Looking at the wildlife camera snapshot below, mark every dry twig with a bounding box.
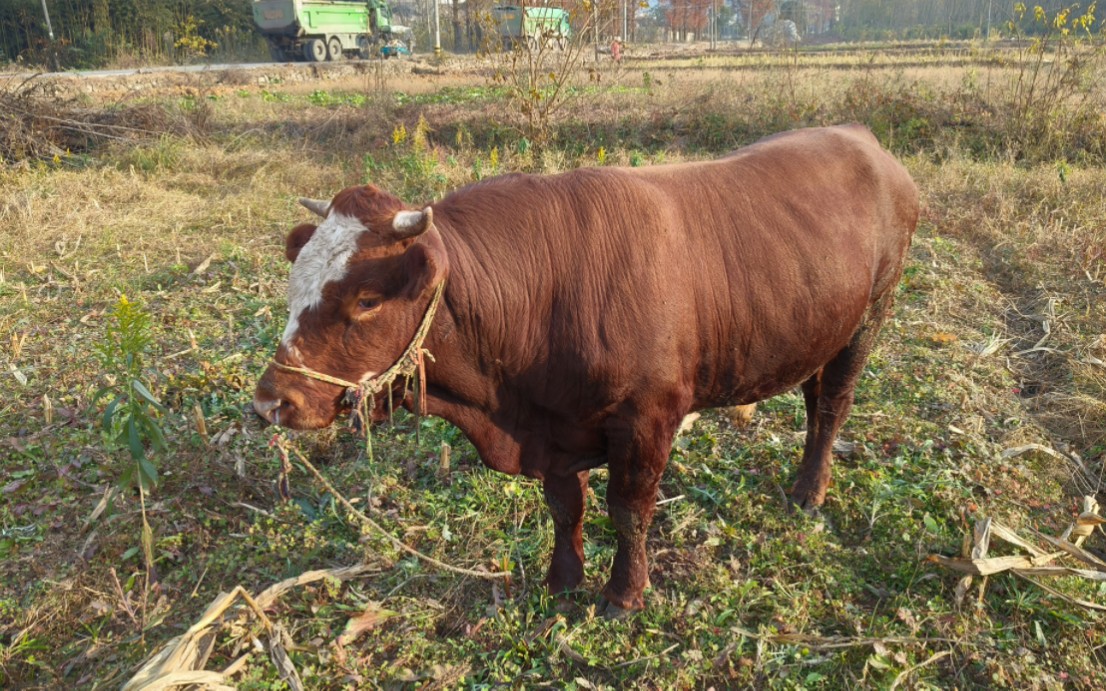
[275,437,510,581]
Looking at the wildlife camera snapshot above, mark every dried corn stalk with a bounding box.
[122,564,379,691]
[930,496,1106,611]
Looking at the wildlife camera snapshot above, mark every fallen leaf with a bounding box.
[192,253,216,275]
[337,602,397,646]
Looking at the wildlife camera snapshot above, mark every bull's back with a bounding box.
[434,126,917,413]
[659,126,917,405]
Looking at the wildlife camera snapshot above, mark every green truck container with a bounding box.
[492,5,572,51]
[252,0,411,62]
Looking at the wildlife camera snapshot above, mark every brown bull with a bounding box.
[254,125,919,613]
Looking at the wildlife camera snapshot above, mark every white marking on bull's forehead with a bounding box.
[281,211,367,345]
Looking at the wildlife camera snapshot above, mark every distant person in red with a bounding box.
[610,36,622,63]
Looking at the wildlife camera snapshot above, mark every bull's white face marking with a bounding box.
[282,211,367,346]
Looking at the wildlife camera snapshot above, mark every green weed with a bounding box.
[90,294,168,629]
[92,294,167,493]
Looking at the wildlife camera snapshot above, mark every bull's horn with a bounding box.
[298,197,331,218]
[392,207,433,238]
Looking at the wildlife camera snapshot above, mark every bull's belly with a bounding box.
[693,329,859,409]
[698,368,816,409]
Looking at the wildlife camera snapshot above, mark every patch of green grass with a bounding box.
[306,89,367,108]
[394,86,509,107]
[2,48,1105,689]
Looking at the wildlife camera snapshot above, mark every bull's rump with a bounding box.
[434,126,918,413]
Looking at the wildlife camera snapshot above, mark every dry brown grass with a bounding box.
[915,154,1106,460]
[0,76,211,163]
[2,49,1105,688]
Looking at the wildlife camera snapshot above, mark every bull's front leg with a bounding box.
[601,414,679,614]
[543,470,590,595]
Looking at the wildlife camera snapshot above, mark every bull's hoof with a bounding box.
[598,582,645,619]
[787,494,823,517]
[787,494,837,533]
[788,479,827,516]
[546,582,587,613]
[597,595,638,620]
[553,595,578,614]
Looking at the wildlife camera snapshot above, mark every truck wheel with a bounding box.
[357,36,373,59]
[304,39,327,62]
[268,42,286,62]
[327,37,343,61]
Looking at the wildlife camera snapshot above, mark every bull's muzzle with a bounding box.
[252,367,344,430]
[251,395,283,425]
[252,370,301,427]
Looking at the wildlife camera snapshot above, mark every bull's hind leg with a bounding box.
[790,292,897,512]
[790,370,832,510]
[543,470,590,595]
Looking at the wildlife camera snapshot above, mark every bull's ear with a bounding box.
[285,223,317,263]
[404,236,447,297]
[391,207,433,240]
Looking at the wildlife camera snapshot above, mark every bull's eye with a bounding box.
[358,297,381,312]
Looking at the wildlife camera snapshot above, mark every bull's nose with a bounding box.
[252,396,284,425]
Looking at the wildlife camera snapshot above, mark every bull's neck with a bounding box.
[417,218,524,475]
[421,222,493,410]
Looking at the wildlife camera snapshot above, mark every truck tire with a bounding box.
[268,42,286,62]
[327,37,343,61]
[357,36,373,59]
[304,39,327,62]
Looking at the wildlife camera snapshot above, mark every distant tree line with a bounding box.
[0,0,260,67]
[648,0,1100,42]
[834,0,1100,40]
[2,1,1100,67]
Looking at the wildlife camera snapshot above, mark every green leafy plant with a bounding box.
[0,629,48,687]
[91,294,168,626]
[389,115,449,199]
[94,294,168,492]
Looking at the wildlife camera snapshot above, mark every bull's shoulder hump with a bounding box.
[729,124,881,160]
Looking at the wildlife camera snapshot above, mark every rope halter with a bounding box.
[269,280,446,425]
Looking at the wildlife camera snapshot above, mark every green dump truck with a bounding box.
[252,0,411,62]
[492,5,572,51]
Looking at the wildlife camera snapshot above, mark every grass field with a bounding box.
[2,41,1105,689]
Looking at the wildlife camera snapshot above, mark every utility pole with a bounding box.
[709,3,715,49]
[41,0,59,72]
[434,0,441,58]
[985,0,992,42]
[593,0,599,61]
[40,0,55,41]
[622,0,628,43]
[748,0,753,45]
